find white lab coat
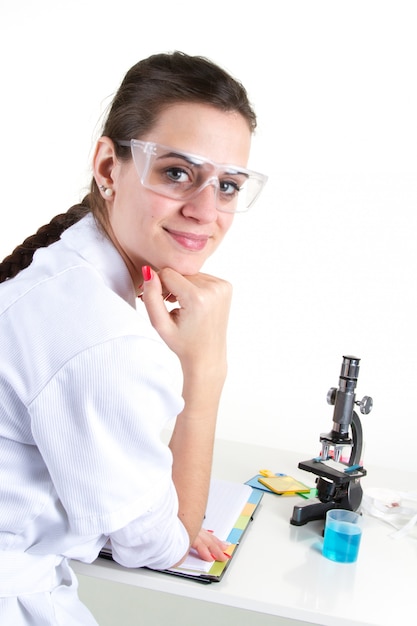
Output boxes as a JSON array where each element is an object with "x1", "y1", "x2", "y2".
[{"x1": 0, "y1": 214, "x2": 189, "y2": 624}]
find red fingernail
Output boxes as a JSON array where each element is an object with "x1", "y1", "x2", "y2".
[
  {"x1": 223, "y1": 552, "x2": 232, "y2": 559},
  {"x1": 141, "y1": 265, "x2": 152, "y2": 281}
]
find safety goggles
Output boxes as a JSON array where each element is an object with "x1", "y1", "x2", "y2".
[{"x1": 116, "y1": 139, "x2": 267, "y2": 213}]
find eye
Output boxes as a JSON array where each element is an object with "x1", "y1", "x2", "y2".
[
  {"x1": 164, "y1": 166, "x2": 191, "y2": 184},
  {"x1": 219, "y1": 178, "x2": 241, "y2": 196}
]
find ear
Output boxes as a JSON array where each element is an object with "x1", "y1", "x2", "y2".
[{"x1": 93, "y1": 137, "x2": 118, "y2": 195}]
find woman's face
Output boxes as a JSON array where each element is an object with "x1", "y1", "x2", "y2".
[{"x1": 99, "y1": 103, "x2": 252, "y2": 286}]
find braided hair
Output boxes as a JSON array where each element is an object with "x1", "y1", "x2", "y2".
[
  {"x1": 0, "y1": 203, "x2": 90, "y2": 283},
  {"x1": 0, "y1": 51, "x2": 256, "y2": 283}
]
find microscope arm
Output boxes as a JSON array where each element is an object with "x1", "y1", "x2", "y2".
[{"x1": 349, "y1": 411, "x2": 363, "y2": 466}]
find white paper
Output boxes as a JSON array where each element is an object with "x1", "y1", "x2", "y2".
[{"x1": 169, "y1": 479, "x2": 252, "y2": 574}]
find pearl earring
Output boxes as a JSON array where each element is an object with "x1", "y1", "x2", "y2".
[{"x1": 99, "y1": 185, "x2": 114, "y2": 197}]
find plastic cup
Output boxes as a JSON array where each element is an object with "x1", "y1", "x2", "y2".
[{"x1": 322, "y1": 509, "x2": 362, "y2": 563}]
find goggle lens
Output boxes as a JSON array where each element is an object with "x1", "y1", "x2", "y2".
[{"x1": 117, "y1": 139, "x2": 267, "y2": 213}]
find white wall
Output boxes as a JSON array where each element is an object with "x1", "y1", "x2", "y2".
[{"x1": 1, "y1": 1, "x2": 416, "y2": 473}]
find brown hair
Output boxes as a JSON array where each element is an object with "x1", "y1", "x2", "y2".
[{"x1": 0, "y1": 51, "x2": 256, "y2": 283}]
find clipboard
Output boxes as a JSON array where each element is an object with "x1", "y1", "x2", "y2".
[{"x1": 99, "y1": 479, "x2": 263, "y2": 584}]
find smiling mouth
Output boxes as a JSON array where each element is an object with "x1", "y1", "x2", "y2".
[{"x1": 165, "y1": 228, "x2": 211, "y2": 251}]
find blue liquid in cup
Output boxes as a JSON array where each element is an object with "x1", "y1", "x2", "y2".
[{"x1": 323, "y1": 520, "x2": 361, "y2": 563}]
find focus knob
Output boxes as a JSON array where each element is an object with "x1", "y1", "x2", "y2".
[
  {"x1": 327, "y1": 387, "x2": 338, "y2": 405},
  {"x1": 357, "y1": 396, "x2": 373, "y2": 415}
]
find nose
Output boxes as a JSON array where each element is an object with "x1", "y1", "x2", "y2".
[{"x1": 181, "y1": 179, "x2": 219, "y2": 222}]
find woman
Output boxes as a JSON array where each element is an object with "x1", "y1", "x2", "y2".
[{"x1": 0, "y1": 51, "x2": 267, "y2": 624}]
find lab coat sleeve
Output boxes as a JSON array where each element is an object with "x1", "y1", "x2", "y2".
[
  {"x1": 29, "y1": 334, "x2": 189, "y2": 569},
  {"x1": 109, "y1": 481, "x2": 190, "y2": 569}
]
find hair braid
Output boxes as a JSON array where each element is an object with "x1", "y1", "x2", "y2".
[{"x1": 0, "y1": 202, "x2": 90, "y2": 283}]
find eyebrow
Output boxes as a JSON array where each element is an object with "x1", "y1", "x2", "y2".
[
  {"x1": 157, "y1": 151, "x2": 204, "y2": 166},
  {"x1": 158, "y1": 151, "x2": 249, "y2": 178}
]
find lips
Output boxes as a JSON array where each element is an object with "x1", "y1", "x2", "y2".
[{"x1": 165, "y1": 228, "x2": 210, "y2": 251}]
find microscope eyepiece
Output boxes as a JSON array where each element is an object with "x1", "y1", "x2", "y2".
[
  {"x1": 340, "y1": 355, "x2": 360, "y2": 381},
  {"x1": 330, "y1": 355, "x2": 361, "y2": 436}
]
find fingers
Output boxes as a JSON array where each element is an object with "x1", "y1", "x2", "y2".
[
  {"x1": 140, "y1": 266, "x2": 232, "y2": 370},
  {"x1": 139, "y1": 266, "x2": 173, "y2": 334},
  {"x1": 140, "y1": 266, "x2": 191, "y2": 349},
  {"x1": 191, "y1": 529, "x2": 231, "y2": 562}
]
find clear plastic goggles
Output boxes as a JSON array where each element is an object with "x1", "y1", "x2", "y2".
[{"x1": 116, "y1": 139, "x2": 267, "y2": 213}]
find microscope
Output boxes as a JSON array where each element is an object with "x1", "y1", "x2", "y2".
[{"x1": 290, "y1": 355, "x2": 372, "y2": 526}]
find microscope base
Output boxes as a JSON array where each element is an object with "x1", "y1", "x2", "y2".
[
  {"x1": 290, "y1": 498, "x2": 336, "y2": 526},
  {"x1": 290, "y1": 476, "x2": 363, "y2": 526}
]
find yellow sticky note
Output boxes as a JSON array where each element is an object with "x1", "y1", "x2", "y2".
[{"x1": 258, "y1": 475, "x2": 311, "y2": 495}]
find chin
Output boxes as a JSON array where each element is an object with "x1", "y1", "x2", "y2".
[
  {"x1": 177, "y1": 264, "x2": 205, "y2": 276},
  {"x1": 163, "y1": 253, "x2": 207, "y2": 276}
]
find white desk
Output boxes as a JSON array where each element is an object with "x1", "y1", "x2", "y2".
[{"x1": 72, "y1": 439, "x2": 417, "y2": 626}]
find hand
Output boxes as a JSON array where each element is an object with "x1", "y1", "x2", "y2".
[
  {"x1": 191, "y1": 529, "x2": 231, "y2": 562},
  {"x1": 141, "y1": 266, "x2": 232, "y2": 378}
]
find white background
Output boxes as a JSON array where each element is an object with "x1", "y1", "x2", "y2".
[{"x1": 1, "y1": 1, "x2": 416, "y2": 473}]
